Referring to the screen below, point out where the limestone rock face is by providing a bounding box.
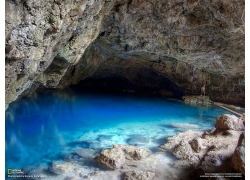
[60,0,245,105]
[5,0,116,109]
[215,114,245,131]
[5,0,245,107]
[231,132,245,175]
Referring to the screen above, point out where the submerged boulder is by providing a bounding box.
[127,136,150,145]
[215,114,244,131]
[74,148,97,159]
[170,123,199,132]
[48,162,72,175]
[22,166,46,177]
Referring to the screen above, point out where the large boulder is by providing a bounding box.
[231,132,245,175]
[95,144,152,170]
[215,114,244,131]
[95,146,125,169]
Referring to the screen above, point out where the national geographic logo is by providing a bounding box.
[7,168,46,178]
[7,169,24,175]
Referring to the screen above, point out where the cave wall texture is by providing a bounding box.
[5,0,245,109]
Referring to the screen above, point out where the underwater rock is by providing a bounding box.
[74,149,97,159]
[231,132,245,175]
[67,140,90,148]
[62,153,82,161]
[127,136,150,145]
[98,135,113,142]
[170,123,199,132]
[88,141,102,149]
[22,166,46,177]
[124,171,155,180]
[215,114,245,131]
[48,162,72,175]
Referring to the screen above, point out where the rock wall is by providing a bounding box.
[5,0,116,109]
[5,0,245,108]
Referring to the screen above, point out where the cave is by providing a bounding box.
[5,0,245,179]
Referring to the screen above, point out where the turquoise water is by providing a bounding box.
[5,88,231,172]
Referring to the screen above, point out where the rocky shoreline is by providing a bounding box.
[19,113,245,180]
[160,114,245,179]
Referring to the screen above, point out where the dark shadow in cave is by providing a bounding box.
[70,67,190,99]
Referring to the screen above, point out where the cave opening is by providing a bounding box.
[69,67,189,100]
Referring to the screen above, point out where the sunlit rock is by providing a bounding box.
[95,145,126,169]
[215,114,245,131]
[95,144,152,170]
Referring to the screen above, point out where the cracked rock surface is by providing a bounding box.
[5,0,245,108]
[5,0,116,108]
[60,0,245,105]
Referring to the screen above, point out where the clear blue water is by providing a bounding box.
[5,88,232,172]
